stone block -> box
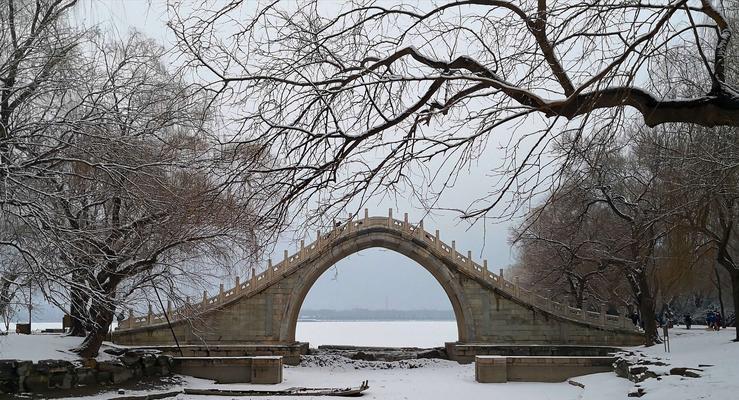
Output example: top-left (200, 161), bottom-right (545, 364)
top-left (475, 356), bottom-right (507, 383)
top-left (251, 356), bottom-right (282, 384)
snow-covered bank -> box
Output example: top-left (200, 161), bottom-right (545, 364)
top-left (625, 327), bottom-right (738, 399)
top-left (0, 333), bottom-right (119, 362)
top-left (3, 325), bottom-right (736, 399)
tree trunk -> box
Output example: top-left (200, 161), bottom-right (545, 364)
top-left (68, 286), bottom-right (88, 337)
top-left (636, 272), bottom-right (659, 346)
top-left (74, 300), bottom-right (114, 358)
top-left (68, 269), bottom-right (90, 337)
top-left (730, 271), bottom-right (739, 342)
top-left (714, 265), bottom-right (727, 328)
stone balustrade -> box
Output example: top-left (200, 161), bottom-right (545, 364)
top-left (118, 208), bottom-right (637, 333)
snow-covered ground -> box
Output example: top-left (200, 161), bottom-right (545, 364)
top-left (2, 323), bottom-right (737, 400)
top-left (0, 333), bottom-right (119, 362)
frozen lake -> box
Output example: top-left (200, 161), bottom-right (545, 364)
top-left (296, 320), bottom-right (458, 347)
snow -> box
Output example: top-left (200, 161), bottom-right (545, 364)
top-left (2, 322), bottom-right (737, 400)
top-left (296, 320), bottom-right (458, 347)
top-left (0, 333), bottom-right (119, 362)
top-left (625, 327), bottom-right (739, 400)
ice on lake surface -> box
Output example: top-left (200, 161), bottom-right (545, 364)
top-left (296, 320), bottom-right (458, 347)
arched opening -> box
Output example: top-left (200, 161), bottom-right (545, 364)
top-left (295, 248), bottom-right (458, 347)
top-left (278, 228), bottom-right (476, 346)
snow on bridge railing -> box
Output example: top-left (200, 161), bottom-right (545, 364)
top-left (120, 208), bottom-right (637, 332)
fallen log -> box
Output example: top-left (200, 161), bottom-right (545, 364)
top-left (109, 390), bottom-right (183, 400)
top-left (183, 380), bottom-right (370, 397)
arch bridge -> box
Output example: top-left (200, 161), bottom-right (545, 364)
top-left (113, 210), bottom-right (642, 363)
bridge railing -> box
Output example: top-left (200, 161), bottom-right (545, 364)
top-left (119, 209), bottom-right (637, 332)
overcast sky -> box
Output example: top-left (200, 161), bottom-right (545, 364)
top-left (20, 1), bottom-right (533, 320)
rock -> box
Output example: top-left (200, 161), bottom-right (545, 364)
top-left (74, 367), bottom-right (97, 386)
top-left (112, 368), bottom-right (133, 384)
top-left (96, 371), bottom-right (112, 384)
top-left (0, 360), bottom-right (19, 393)
top-left (351, 351), bottom-right (377, 361)
top-left (35, 359), bottom-right (74, 374)
top-left (417, 348), bottom-right (448, 360)
top-left (628, 388), bottom-right (646, 397)
top-left (669, 367), bottom-right (702, 378)
top-left (103, 348), bottom-right (127, 356)
top-left (97, 360), bottom-right (134, 385)
top-left (156, 355), bottom-right (173, 367)
top-left (23, 373), bottom-right (49, 392)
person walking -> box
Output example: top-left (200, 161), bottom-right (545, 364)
top-left (706, 311), bottom-right (715, 330)
top-left (684, 314), bottom-right (692, 330)
top-left (715, 312), bottom-right (722, 331)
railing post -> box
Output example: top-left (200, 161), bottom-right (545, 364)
top-left (483, 259), bottom-right (488, 277)
top-left (600, 304), bottom-right (607, 327)
top-left (514, 276), bottom-right (521, 297)
top-left (128, 309), bottom-right (134, 328)
top-left (499, 268), bottom-right (504, 279)
top-left (388, 208), bottom-right (393, 226)
top-left (451, 240), bottom-right (456, 259)
top-left (268, 258), bottom-right (275, 279)
top-left (619, 307), bottom-right (628, 329)
top-left (364, 208), bottom-right (369, 223)
top-left (235, 276), bottom-right (240, 292)
top-left (251, 268), bottom-right (257, 285)
top-left (403, 212), bottom-right (409, 231)
top-left (435, 230), bottom-right (440, 250)
top-left (202, 291), bottom-right (208, 306)
top-left (316, 230), bottom-right (321, 247)
top-left (147, 304), bottom-right (153, 324)
top-left (167, 300), bottom-right (172, 315)
top-left (418, 219), bottom-right (424, 238)
top-left (219, 283), bottom-right (225, 301)
top-left (300, 240), bottom-right (305, 256)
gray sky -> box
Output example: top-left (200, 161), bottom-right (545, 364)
top-left (51, 1), bottom-right (524, 315)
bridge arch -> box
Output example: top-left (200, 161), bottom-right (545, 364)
top-left (282, 227), bottom-right (475, 344)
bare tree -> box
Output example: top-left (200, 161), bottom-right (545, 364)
top-left (2, 1), bottom-right (285, 357)
top-left (169, 0), bottom-right (739, 225)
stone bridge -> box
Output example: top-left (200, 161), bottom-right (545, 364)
top-left (113, 210), bottom-right (643, 362)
